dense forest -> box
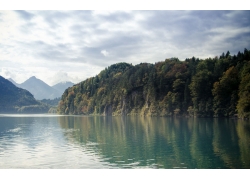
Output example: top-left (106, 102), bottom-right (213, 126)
top-left (40, 97), bottom-right (60, 107)
top-left (0, 76), bottom-right (50, 113)
top-left (58, 49), bottom-right (250, 119)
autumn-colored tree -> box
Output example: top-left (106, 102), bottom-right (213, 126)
top-left (212, 66), bottom-right (239, 117)
top-left (237, 62), bottom-right (250, 119)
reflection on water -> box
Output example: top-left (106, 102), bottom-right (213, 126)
top-left (0, 115), bottom-right (250, 168)
top-left (58, 116), bottom-right (250, 169)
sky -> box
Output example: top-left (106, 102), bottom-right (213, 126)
top-left (0, 8), bottom-right (250, 85)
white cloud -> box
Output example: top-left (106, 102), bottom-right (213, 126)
top-left (92, 10), bottom-right (119, 16)
top-left (0, 11), bottom-right (22, 42)
top-left (0, 10), bottom-right (250, 85)
top-left (101, 50), bottom-right (109, 57)
top-left (0, 68), bottom-right (14, 79)
top-left (50, 71), bottom-right (82, 86)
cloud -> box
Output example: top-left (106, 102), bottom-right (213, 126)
top-left (0, 10), bottom-right (250, 85)
top-left (14, 10), bottom-right (34, 20)
top-left (0, 67), bottom-right (31, 84)
top-left (101, 50), bottom-right (109, 57)
top-left (0, 68), bottom-right (14, 78)
top-left (50, 71), bottom-right (76, 85)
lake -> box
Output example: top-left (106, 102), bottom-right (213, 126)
top-left (0, 114), bottom-right (250, 169)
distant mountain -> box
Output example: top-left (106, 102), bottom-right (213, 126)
top-left (0, 76), bottom-right (49, 113)
top-left (52, 81), bottom-right (74, 96)
top-left (11, 76), bottom-right (75, 100)
top-left (18, 76), bottom-right (60, 100)
top-left (8, 78), bottom-right (19, 87)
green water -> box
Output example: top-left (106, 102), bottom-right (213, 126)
top-left (0, 114), bottom-right (250, 168)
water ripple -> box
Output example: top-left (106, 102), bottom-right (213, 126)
top-left (1, 115), bottom-right (250, 168)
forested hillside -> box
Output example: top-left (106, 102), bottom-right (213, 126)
top-left (0, 76), bottom-right (50, 113)
top-left (58, 49), bottom-right (250, 119)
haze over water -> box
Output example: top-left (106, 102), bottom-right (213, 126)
top-left (0, 114), bottom-right (249, 169)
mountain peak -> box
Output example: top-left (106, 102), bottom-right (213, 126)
top-left (29, 76), bottom-right (37, 80)
top-left (25, 76), bottom-right (45, 84)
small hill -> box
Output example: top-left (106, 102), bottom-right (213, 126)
top-left (0, 76), bottom-right (49, 113)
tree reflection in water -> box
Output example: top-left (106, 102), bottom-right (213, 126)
top-left (58, 116), bottom-right (250, 169)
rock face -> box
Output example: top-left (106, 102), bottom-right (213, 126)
top-left (120, 97), bottom-right (127, 116)
top-left (104, 104), bottom-right (113, 116)
top-left (0, 76), bottom-right (49, 113)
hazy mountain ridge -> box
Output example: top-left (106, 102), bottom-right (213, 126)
top-left (52, 81), bottom-right (75, 96)
top-left (8, 78), bottom-right (19, 87)
top-left (9, 77), bottom-right (74, 100)
top-left (18, 76), bottom-right (59, 100)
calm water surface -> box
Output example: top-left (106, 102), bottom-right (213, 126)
top-left (0, 114), bottom-right (250, 169)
